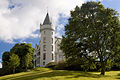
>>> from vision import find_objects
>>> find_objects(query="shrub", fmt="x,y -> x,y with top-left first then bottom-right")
46,62 -> 56,69
55,60 -> 67,70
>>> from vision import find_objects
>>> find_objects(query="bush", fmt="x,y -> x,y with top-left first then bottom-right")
46,62 -> 56,69
0,67 -> 12,76
54,60 -> 67,70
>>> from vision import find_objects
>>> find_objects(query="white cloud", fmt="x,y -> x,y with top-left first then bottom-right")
0,59 -> 1,62
0,63 -> 2,68
57,24 -> 64,31
55,32 -> 62,38
0,0 -> 85,43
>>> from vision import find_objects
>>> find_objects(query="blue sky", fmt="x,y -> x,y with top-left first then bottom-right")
0,0 -> 120,68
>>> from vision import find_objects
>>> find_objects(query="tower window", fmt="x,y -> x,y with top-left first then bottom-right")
52,45 -> 53,51
52,53 -> 54,60
43,53 -> 46,60
43,45 -> 46,51
43,37 -> 46,43
52,32 -> 53,35
52,38 -> 53,44
44,31 -> 45,34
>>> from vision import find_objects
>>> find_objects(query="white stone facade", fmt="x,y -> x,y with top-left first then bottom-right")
34,13 -> 65,67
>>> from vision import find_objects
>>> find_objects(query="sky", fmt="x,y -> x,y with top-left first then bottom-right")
0,0 -> 120,68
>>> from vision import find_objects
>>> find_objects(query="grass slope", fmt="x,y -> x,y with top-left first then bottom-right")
0,68 -> 120,80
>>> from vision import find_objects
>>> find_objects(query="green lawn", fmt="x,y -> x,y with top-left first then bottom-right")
0,68 -> 120,80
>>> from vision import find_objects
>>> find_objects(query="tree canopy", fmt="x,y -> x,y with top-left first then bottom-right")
1,43 -> 34,75
60,1 -> 120,75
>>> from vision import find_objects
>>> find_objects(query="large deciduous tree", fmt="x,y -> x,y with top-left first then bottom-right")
60,1 -> 120,75
10,43 -> 34,70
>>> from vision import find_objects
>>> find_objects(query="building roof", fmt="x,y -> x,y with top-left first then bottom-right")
43,13 -> 51,25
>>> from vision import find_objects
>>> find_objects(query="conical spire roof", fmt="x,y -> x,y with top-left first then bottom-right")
43,13 -> 51,25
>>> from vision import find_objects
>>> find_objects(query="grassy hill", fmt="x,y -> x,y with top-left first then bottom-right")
0,68 -> 120,80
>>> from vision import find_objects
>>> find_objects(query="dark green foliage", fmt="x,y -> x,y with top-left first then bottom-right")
10,43 -> 34,71
54,60 -> 67,70
1,43 -> 34,75
46,62 -> 56,68
60,1 -> 120,75
112,53 -> 120,69
22,53 -> 33,71
2,52 -> 10,68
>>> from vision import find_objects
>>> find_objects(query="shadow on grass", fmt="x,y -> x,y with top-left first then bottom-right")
1,70 -> 107,80
116,73 -> 120,79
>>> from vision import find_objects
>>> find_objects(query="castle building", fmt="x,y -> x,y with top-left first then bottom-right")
34,13 -> 65,67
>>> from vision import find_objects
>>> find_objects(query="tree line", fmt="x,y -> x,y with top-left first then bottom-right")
0,43 -> 34,76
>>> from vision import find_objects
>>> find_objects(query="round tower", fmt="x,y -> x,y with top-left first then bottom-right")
40,13 -> 55,67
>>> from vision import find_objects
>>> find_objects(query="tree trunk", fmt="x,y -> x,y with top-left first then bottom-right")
101,61 -> 105,75
26,67 -> 27,71
13,67 -> 15,74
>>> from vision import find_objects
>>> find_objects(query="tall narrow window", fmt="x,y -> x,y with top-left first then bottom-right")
37,52 -> 40,56
43,37 -> 46,43
52,32 -> 53,35
52,38 -> 53,44
52,53 -> 54,60
52,45 -> 53,51
44,31 -> 45,34
43,45 -> 46,51
43,53 -> 46,60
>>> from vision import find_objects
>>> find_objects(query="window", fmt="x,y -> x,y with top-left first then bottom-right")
34,55 -> 36,58
51,45 -> 53,51
43,37 -> 46,43
43,62 -> 45,65
35,60 -> 36,67
52,32 -> 53,35
37,52 -> 40,56
43,45 -> 46,51
52,38 -> 53,44
52,53 -> 54,60
44,31 -> 45,34
43,53 -> 46,60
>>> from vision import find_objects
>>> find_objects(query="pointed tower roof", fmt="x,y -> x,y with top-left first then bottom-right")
43,13 -> 51,25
